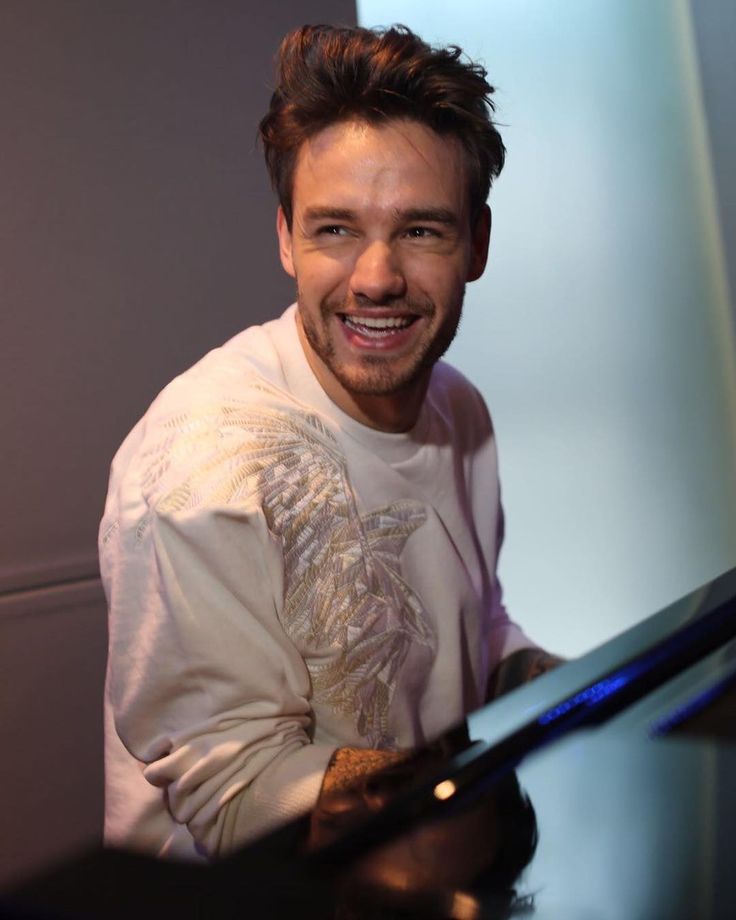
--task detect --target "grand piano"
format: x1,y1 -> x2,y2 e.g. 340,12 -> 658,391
3,566 -> 735,919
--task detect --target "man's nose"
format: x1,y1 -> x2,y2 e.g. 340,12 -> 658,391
349,240 -> 407,303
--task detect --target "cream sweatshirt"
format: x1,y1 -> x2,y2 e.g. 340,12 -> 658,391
99,305 -> 533,860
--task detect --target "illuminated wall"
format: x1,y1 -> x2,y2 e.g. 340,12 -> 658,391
358,0 -> 736,654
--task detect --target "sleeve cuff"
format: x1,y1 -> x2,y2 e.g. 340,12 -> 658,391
240,741 -> 338,842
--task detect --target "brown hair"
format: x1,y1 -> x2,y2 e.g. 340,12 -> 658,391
258,24 -> 505,228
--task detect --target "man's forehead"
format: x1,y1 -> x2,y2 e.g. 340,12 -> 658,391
291,118 -> 472,213
301,204 -> 460,226
299,117 -> 465,162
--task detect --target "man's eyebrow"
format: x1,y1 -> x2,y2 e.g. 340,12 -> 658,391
396,207 -> 459,225
301,206 -> 460,225
303,206 -> 356,222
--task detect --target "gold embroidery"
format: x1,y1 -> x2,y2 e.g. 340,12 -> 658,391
139,389 -> 435,746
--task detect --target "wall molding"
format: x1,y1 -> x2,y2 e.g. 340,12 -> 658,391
0,575 -> 105,621
0,553 -> 100,598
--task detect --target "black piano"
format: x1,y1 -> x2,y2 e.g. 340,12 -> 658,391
3,566 -> 735,919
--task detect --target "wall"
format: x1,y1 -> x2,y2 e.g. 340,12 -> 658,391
0,0 -> 355,888
690,0 -> 736,321
3,0 -> 735,889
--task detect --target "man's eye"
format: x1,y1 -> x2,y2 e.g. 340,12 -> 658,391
318,225 -> 348,236
405,226 -> 439,239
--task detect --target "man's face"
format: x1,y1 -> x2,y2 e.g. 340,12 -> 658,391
277,118 -> 490,431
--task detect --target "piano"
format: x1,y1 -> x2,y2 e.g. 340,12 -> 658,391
3,566 -> 735,919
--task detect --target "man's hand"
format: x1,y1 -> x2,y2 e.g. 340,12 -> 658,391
308,742 -> 534,906
486,648 -> 565,702
308,747 -> 411,850
308,724 -> 474,851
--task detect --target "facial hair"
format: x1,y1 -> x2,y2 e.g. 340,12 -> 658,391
297,289 -> 464,398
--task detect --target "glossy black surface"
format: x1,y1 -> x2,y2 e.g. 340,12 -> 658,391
304,564 -> 736,873
511,732 -> 736,920
3,566 -> 736,919
468,564 -> 736,748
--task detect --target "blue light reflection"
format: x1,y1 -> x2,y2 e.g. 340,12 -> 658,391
538,674 -> 631,725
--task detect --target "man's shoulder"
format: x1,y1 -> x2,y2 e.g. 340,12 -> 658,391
104,308 -> 325,507
156,309 -> 292,409
128,306 -> 299,432
430,359 -> 480,392
429,360 -> 491,424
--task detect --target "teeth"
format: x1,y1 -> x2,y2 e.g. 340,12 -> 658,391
343,315 -> 413,331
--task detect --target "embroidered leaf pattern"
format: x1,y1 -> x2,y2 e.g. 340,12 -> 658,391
139,390 -> 435,746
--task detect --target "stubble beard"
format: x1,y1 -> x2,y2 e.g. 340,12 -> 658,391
298,290 -> 465,397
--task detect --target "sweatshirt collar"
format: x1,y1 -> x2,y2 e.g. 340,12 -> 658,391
277,304 -> 431,464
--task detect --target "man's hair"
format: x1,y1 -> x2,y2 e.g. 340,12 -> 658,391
258,24 -> 506,228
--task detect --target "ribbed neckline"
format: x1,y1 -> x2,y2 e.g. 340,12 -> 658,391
273,305 -> 432,464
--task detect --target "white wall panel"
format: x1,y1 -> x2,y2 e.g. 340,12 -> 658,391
358,0 -> 736,654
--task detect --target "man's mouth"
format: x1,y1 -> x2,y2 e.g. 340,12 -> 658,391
340,314 -> 418,338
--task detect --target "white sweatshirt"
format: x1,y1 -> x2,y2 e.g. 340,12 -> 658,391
99,305 -> 533,861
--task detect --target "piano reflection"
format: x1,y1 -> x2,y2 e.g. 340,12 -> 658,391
3,566 -> 735,919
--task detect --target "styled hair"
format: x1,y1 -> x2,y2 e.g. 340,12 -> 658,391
258,24 -> 506,227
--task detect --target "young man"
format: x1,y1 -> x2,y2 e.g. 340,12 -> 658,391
100,24 -> 560,862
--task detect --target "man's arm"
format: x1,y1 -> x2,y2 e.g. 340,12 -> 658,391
309,747 -> 433,849
485,648 -> 566,701
103,491 -> 337,858
311,645 -> 566,844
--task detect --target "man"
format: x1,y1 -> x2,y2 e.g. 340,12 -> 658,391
100,23 -> 560,863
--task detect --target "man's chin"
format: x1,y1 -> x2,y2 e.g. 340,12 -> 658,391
331,363 -> 428,399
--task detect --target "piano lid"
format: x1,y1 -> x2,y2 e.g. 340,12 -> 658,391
3,566 -> 736,919
293,563 -> 736,918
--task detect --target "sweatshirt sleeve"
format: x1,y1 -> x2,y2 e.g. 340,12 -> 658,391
486,570 -> 539,664
445,372 -> 539,669
482,494 -> 540,667
101,425 -> 336,858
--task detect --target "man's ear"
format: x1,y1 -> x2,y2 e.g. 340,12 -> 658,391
467,204 -> 491,282
276,206 -> 296,278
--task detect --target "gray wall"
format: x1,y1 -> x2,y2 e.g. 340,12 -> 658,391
0,0 -> 355,888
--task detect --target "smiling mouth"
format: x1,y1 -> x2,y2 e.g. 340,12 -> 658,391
340,314 -> 418,337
